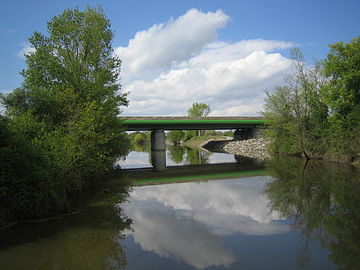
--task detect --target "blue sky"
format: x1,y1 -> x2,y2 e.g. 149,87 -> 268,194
1,0 -> 359,115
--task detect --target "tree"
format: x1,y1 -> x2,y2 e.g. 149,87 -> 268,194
263,48 -> 328,158
187,102 -> 211,137
322,37 -> 360,154
187,102 -> 211,118
2,7 -> 127,123
0,7 -> 129,225
167,130 -> 185,145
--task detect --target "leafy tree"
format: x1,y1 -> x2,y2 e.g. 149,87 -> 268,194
263,48 -> 328,158
0,7 -> 129,225
184,130 -> 198,141
322,37 -> 360,155
2,7 -> 127,123
263,38 -> 360,161
187,102 -> 211,137
187,102 -> 211,118
167,130 -> 185,145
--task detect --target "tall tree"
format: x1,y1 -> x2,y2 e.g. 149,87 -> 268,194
263,48 -> 328,158
322,37 -> 360,154
2,7 -> 127,125
0,7 -> 129,225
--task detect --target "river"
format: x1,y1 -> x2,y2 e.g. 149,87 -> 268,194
0,145 -> 359,269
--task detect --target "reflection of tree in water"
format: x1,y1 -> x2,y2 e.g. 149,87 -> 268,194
130,141 -> 150,153
265,158 -> 360,270
168,145 -> 186,164
185,148 -> 210,165
0,177 -> 133,270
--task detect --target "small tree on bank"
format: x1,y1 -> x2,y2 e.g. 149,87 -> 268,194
186,102 -> 211,138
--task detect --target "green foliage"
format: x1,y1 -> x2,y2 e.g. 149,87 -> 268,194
167,130 -> 185,145
322,37 -> 360,154
0,7 -> 129,226
184,130 -> 198,141
185,103 -> 211,139
187,102 -> 211,118
263,39 -> 360,160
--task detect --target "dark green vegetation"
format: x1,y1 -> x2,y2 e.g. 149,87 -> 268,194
263,37 -> 360,163
266,158 -> 360,269
0,7 -> 129,227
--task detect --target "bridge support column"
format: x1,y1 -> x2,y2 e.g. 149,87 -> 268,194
151,129 -> 166,151
234,128 -> 257,140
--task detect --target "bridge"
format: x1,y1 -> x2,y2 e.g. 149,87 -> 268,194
120,116 -> 265,148
119,116 -> 266,170
120,116 -> 265,131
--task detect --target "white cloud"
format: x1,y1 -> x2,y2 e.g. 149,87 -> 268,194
116,9 -> 295,116
116,9 -> 229,82
17,43 -> 35,59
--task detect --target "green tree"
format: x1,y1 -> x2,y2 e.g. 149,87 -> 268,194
167,130 -> 185,145
0,7 -> 129,225
322,37 -> 360,155
186,102 -> 211,138
187,102 -> 211,118
263,48 -> 328,158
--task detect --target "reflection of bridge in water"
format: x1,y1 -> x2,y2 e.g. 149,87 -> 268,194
121,116 -> 266,170
125,158 -> 267,186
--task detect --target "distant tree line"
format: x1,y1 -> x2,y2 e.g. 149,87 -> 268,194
263,37 -> 360,164
0,7 -> 129,227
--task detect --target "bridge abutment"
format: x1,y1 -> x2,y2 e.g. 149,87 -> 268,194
234,128 -> 258,140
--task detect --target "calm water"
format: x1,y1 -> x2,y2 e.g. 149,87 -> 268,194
1,146 -> 359,269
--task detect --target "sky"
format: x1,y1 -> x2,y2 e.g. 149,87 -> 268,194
1,0 -> 359,116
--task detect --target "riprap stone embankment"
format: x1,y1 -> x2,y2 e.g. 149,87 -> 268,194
203,137 -> 270,160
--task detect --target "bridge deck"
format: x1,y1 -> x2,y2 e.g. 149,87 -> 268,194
119,116 -> 265,131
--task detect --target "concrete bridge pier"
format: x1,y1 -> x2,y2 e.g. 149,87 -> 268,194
234,128 -> 257,140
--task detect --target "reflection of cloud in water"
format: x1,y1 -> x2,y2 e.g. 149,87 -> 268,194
123,177 -> 288,269
129,177 -> 287,235
126,202 -> 235,269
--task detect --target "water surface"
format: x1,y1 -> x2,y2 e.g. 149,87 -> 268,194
1,146 -> 359,269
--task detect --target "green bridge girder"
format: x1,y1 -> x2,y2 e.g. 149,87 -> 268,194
119,116 -> 265,131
